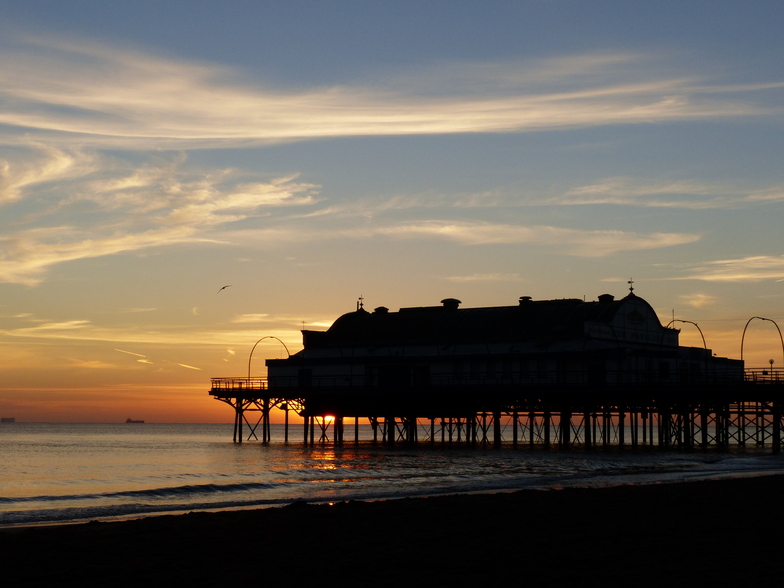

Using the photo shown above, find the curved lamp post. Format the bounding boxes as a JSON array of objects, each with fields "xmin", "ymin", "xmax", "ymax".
[
  {"xmin": 666, "ymin": 319, "xmax": 707, "ymax": 350},
  {"xmin": 741, "ymin": 317, "xmax": 784, "ymax": 366},
  {"xmin": 248, "ymin": 336, "xmax": 291, "ymax": 379},
  {"xmin": 667, "ymin": 319, "xmax": 708, "ymax": 381}
]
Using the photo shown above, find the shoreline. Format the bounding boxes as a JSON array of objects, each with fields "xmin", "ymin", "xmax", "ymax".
[
  {"xmin": 4, "ymin": 466, "xmax": 779, "ymax": 532},
  {"xmin": 2, "ymin": 473, "xmax": 784, "ymax": 585}
]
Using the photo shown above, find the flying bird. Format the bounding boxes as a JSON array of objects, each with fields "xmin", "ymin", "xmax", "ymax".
[{"xmin": 217, "ymin": 285, "xmax": 232, "ymax": 293}]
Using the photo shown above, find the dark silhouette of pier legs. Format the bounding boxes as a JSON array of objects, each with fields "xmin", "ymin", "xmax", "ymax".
[{"xmin": 213, "ymin": 384, "xmax": 784, "ymax": 453}]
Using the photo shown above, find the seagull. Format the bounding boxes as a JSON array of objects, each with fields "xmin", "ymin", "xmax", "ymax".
[{"xmin": 217, "ymin": 285, "xmax": 232, "ymax": 293}]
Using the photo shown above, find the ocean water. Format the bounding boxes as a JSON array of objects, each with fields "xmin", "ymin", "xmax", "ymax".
[{"xmin": 2, "ymin": 422, "xmax": 784, "ymax": 528}]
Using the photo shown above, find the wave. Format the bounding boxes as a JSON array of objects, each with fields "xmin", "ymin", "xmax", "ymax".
[{"xmin": 0, "ymin": 480, "xmax": 288, "ymax": 506}]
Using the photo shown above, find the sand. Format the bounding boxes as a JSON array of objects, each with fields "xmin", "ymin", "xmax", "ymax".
[{"xmin": 2, "ymin": 475, "xmax": 782, "ymax": 586}]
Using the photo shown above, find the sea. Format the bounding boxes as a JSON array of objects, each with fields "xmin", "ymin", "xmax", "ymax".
[{"xmin": 3, "ymin": 422, "xmax": 784, "ymax": 528}]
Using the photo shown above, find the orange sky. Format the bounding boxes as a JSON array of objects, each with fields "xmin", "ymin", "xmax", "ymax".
[{"xmin": 1, "ymin": 3, "xmax": 783, "ymax": 423}]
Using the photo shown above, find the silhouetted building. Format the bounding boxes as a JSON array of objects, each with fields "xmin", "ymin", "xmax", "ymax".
[{"xmin": 266, "ymin": 292, "xmax": 743, "ymax": 393}]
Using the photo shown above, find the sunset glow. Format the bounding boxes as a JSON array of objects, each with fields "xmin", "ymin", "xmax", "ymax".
[{"xmin": 1, "ymin": 2, "xmax": 783, "ymax": 423}]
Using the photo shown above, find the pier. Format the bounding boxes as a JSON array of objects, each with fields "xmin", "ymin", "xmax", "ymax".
[
  {"xmin": 210, "ymin": 368, "xmax": 784, "ymax": 451},
  {"xmin": 210, "ymin": 292, "xmax": 784, "ymax": 451}
]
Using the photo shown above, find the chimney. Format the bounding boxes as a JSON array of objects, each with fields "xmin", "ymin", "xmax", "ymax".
[{"xmin": 441, "ymin": 298, "xmax": 461, "ymax": 310}]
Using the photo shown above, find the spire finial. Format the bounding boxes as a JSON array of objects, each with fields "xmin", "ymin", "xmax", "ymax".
[
  {"xmin": 628, "ymin": 278, "xmax": 634, "ymax": 293},
  {"xmin": 357, "ymin": 295, "xmax": 364, "ymax": 311}
]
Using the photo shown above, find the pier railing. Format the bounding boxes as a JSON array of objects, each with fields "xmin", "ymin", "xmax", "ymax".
[
  {"xmin": 212, "ymin": 368, "xmax": 781, "ymax": 397},
  {"xmin": 745, "ymin": 368, "xmax": 784, "ymax": 383},
  {"xmin": 210, "ymin": 377, "xmax": 267, "ymax": 393}
]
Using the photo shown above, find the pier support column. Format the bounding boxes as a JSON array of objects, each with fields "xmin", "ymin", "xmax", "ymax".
[
  {"xmin": 334, "ymin": 416, "xmax": 344, "ymax": 444},
  {"xmin": 529, "ymin": 411, "xmax": 536, "ymax": 447},
  {"xmin": 234, "ymin": 399, "xmax": 243, "ymax": 444},
  {"xmin": 583, "ymin": 408, "xmax": 592, "ymax": 449},
  {"xmin": 700, "ymin": 405, "xmax": 709, "ymax": 450},
  {"xmin": 544, "ymin": 410, "xmax": 551, "ymax": 447},
  {"xmin": 560, "ymin": 409, "xmax": 571, "ymax": 448},
  {"xmin": 385, "ymin": 417, "xmax": 395, "ymax": 445}
]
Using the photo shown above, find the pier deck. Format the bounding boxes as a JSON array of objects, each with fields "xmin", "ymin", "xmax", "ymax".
[{"xmin": 210, "ymin": 368, "xmax": 784, "ymax": 451}]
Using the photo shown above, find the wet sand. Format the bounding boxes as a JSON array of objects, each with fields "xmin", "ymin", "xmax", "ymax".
[{"xmin": 2, "ymin": 475, "xmax": 782, "ymax": 587}]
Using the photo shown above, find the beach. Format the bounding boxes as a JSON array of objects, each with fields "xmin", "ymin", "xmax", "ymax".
[{"xmin": 2, "ymin": 474, "xmax": 781, "ymax": 586}]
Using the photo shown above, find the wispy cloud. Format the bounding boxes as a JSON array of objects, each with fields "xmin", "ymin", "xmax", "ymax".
[
  {"xmin": 0, "ymin": 312, "xmax": 307, "ymax": 350},
  {"xmin": 231, "ymin": 313, "xmax": 270, "ymax": 324},
  {"xmin": 176, "ymin": 363, "xmax": 201, "ymax": 371},
  {"xmin": 0, "ymin": 144, "xmax": 97, "ymax": 205},
  {"xmin": 442, "ymin": 273, "xmax": 524, "ymax": 283},
  {"xmin": 678, "ymin": 293, "xmax": 718, "ymax": 308},
  {"xmin": 114, "ymin": 348, "xmax": 147, "ymax": 358},
  {"xmin": 0, "ymin": 36, "xmax": 774, "ymax": 286},
  {"xmin": 675, "ymin": 255, "xmax": 784, "ymax": 282},
  {"xmin": 0, "ymin": 37, "xmax": 780, "ymax": 148},
  {"xmin": 11, "ymin": 319, "xmax": 91, "ymax": 332},
  {"xmin": 0, "ymin": 151, "xmax": 319, "ymax": 285},
  {"xmin": 349, "ymin": 221, "xmax": 699, "ymax": 256},
  {"xmin": 553, "ymin": 177, "xmax": 784, "ymax": 209}
]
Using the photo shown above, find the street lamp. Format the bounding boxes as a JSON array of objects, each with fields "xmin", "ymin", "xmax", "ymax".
[
  {"xmin": 740, "ymin": 317, "xmax": 784, "ymax": 366},
  {"xmin": 666, "ymin": 319, "xmax": 707, "ymax": 349},
  {"xmin": 248, "ymin": 336, "xmax": 291, "ymax": 380}
]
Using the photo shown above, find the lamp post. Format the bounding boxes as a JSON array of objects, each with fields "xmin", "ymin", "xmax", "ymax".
[
  {"xmin": 667, "ymin": 319, "xmax": 708, "ymax": 381},
  {"xmin": 741, "ymin": 317, "xmax": 784, "ymax": 367},
  {"xmin": 248, "ymin": 336, "xmax": 291, "ymax": 380},
  {"xmin": 245, "ymin": 336, "xmax": 291, "ymax": 444},
  {"xmin": 666, "ymin": 319, "xmax": 707, "ymax": 349}
]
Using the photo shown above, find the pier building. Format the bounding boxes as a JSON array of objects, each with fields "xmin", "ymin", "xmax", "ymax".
[{"xmin": 210, "ymin": 292, "xmax": 783, "ymax": 451}]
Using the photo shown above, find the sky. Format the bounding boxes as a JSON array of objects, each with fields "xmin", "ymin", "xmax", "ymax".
[{"xmin": 1, "ymin": 1, "xmax": 783, "ymax": 423}]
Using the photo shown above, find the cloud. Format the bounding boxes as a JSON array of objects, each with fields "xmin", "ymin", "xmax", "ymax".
[
  {"xmin": 13, "ymin": 319, "xmax": 91, "ymax": 332},
  {"xmin": 442, "ymin": 273, "xmax": 525, "ymax": 283},
  {"xmin": 176, "ymin": 363, "xmax": 201, "ymax": 371},
  {"xmin": 0, "ymin": 144, "xmax": 97, "ymax": 204},
  {"xmin": 678, "ymin": 293, "xmax": 718, "ymax": 308},
  {"xmin": 231, "ymin": 314, "xmax": 271, "ymax": 324},
  {"xmin": 0, "ymin": 36, "xmax": 773, "ymax": 286},
  {"xmin": 352, "ymin": 220, "xmax": 699, "ymax": 256},
  {"xmin": 676, "ymin": 255, "xmax": 784, "ymax": 282},
  {"xmin": 552, "ymin": 177, "xmax": 784, "ymax": 209},
  {"xmin": 115, "ymin": 348, "xmax": 147, "ymax": 358},
  {"xmin": 0, "ymin": 38, "xmax": 780, "ymax": 148},
  {"xmin": 67, "ymin": 359, "xmax": 121, "ymax": 370},
  {"xmin": 0, "ymin": 151, "xmax": 320, "ymax": 285},
  {"xmin": 0, "ymin": 312, "xmax": 306, "ymax": 350}
]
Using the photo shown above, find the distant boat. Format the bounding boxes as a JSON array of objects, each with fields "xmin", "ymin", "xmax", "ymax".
[
  {"xmin": 125, "ymin": 418, "xmax": 144, "ymax": 424},
  {"xmin": 0, "ymin": 417, "xmax": 15, "ymax": 423}
]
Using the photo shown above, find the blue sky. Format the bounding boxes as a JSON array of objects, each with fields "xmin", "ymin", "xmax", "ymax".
[{"xmin": 1, "ymin": 1, "xmax": 783, "ymax": 421}]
